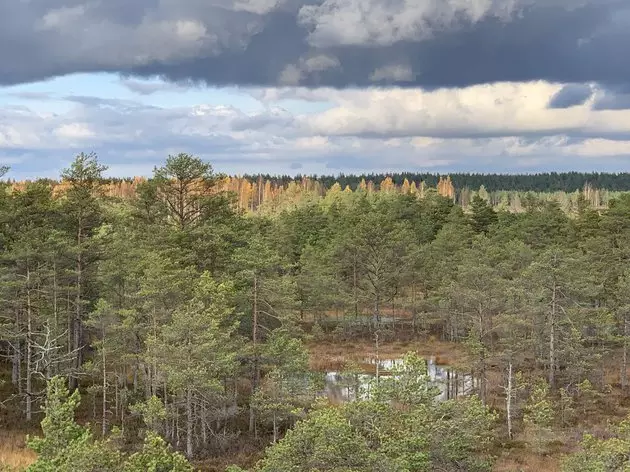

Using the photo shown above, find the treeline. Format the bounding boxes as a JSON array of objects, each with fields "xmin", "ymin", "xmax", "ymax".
[
  {"xmin": 246, "ymin": 171, "xmax": 630, "ymax": 193},
  {"xmin": 9, "ymin": 173, "xmax": 622, "ymax": 215},
  {"xmin": 14, "ymin": 171, "xmax": 630, "ymax": 193},
  {"xmin": 4, "ymin": 154, "xmax": 630, "ymax": 470}
]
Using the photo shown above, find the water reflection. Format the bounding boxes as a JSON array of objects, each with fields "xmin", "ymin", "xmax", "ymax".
[{"xmin": 324, "ymin": 356, "xmax": 473, "ymax": 403}]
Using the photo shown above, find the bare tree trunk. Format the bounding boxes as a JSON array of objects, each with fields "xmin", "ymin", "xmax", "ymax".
[
  {"xmin": 121, "ymin": 387, "xmax": 126, "ymax": 425},
  {"xmin": 478, "ymin": 311, "xmax": 487, "ymax": 405},
  {"xmin": 232, "ymin": 378, "xmax": 238, "ymax": 432},
  {"xmin": 102, "ymin": 324, "xmax": 107, "ymax": 437},
  {"xmin": 375, "ymin": 332, "xmax": 380, "ymax": 388},
  {"xmin": 249, "ymin": 274, "xmax": 259, "ymax": 436},
  {"xmin": 353, "ymin": 254, "xmax": 358, "ymax": 318},
  {"xmin": 506, "ymin": 360, "xmax": 513, "ymax": 440},
  {"xmin": 53, "ymin": 262, "xmax": 58, "ymax": 328},
  {"xmin": 26, "ymin": 266, "xmax": 33, "ymax": 422},
  {"xmin": 67, "ymin": 290, "xmax": 72, "ymax": 362},
  {"xmin": 623, "ymin": 315, "xmax": 629, "ymax": 393},
  {"xmin": 51, "ymin": 262, "xmax": 59, "ymax": 377},
  {"xmin": 453, "ymin": 372, "xmax": 459, "ymax": 398},
  {"xmin": 164, "ymin": 378, "xmax": 170, "ymax": 440},
  {"xmin": 201, "ymin": 403, "xmax": 207, "ymax": 447},
  {"xmin": 70, "ymin": 234, "xmax": 83, "ymax": 391},
  {"xmin": 152, "ymin": 308, "xmax": 158, "ymax": 397},
  {"xmin": 194, "ymin": 400, "xmax": 200, "ymax": 452},
  {"xmin": 92, "ymin": 384, "xmax": 97, "ymax": 420},
  {"xmin": 549, "ymin": 283, "xmax": 557, "ymax": 389},
  {"xmin": 272, "ymin": 412, "xmax": 277, "ymax": 443},
  {"xmin": 373, "ymin": 297, "xmax": 380, "ymax": 331},
  {"xmin": 446, "ymin": 370, "xmax": 451, "ymax": 400},
  {"xmin": 175, "ymin": 406, "xmax": 180, "ymax": 448},
  {"xmin": 186, "ymin": 387, "xmax": 193, "ymax": 458},
  {"xmin": 114, "ymin": 371, "xmax": 119, "ymax": 421},
  {"xmin": 144, "ymin": 364, "xmax": 151, "ymax": 400},
  {"xmin": 392, "ymin": 296, "xmax": 396, "ymax": 330},
  {"xmin": 411, "ymin": 281, "xmax": 417, "ymax": 335},
  {"xmin": 12, "ymin": 340, "xmax": 20, "ymax": 387}
]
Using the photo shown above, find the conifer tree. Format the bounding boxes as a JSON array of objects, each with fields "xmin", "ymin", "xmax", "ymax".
[{"xmin": 60, "ymin": 153, "xmax": 107, "ymax": 390}]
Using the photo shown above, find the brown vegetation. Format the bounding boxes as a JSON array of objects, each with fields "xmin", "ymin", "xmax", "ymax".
[
  {"xmin": 308, "ymin": 338, "xmax": 468, "ymax": 372},
  {"xmin": 0, "ymin": 431, "xmax": 35, "ymax": 470},
  {"xmin": 2, "ymin": 340, "xmax": 630, "ymax": 471},
  {"xmin": 7, "ymin": 174, "xmax": 608, "ymax": 214},
  {"xmin": 308, "ymin": 340, "xmax": 630, "ymax": 472}
]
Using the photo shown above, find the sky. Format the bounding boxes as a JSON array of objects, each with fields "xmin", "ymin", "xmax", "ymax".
[{"xmin": 2, "ymin": 1, "xmax": 630, "ymax": 179}]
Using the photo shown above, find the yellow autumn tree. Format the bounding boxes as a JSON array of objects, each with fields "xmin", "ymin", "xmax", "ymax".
[
  {"xmin": 380, "ymin": 176, "xmax": 395, "ymax": 193},
  {"xmin": 437, "ymin": 176, "xmax": 455, "ymax": 199}
]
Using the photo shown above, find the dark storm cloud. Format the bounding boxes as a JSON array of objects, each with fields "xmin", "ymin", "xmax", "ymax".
[
  {"xmin": 0, "ymin": 0, "xmax": 629, "ymax": 88},
  {"xmin": 548, "ymin": 84, "xmax": 593, "ymax": 108},
  {"xmin": 592, "ymin": 91, "xmax": 630, "ymax": 110}
]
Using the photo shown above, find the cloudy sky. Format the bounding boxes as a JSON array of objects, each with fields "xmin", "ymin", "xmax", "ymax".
[{"xmin": 1, "ymin": 0, "xmax": 630, "ymax": 179}]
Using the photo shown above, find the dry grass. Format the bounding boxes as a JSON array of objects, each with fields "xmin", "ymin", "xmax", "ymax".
[
  {"xmin": 0, "ymin": 431, "xmax": 35, "ymax": 470},
  {"xmin": 309, "ymin": 340, "xmax": 630, "ymax": 472},
  {"xmin": 0, "ymin": 367, "xmax": 37, "ymax": 470},
  {"xmin": 493, "ymin": 453, "xmax": 561, "ymax": 472},
  {"xmin": 195, "ymin": 448, "xmax": 263, "ymax": 472},
  {"xmin": 308, "ymin": 337, "xmax": 468, "ymax": 372},
  {"xmin": 1, "ymin": 345, "xmax": 628, "ymax": 472},
  {"xmin": 490, "ymin": 428, "xmax": 577, "ymax": 472}
]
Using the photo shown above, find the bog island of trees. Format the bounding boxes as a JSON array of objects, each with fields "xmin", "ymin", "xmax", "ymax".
[{"xmin": 3, "ymin": 154, "xmax": 630, "ymax": 471}]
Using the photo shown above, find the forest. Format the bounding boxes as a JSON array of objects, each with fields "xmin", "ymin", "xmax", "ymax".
[
  {"xmin": 3, "ymin": 153, "xmax": 630, "ymax": 471},
  {"xmin": 244, "ymin": 171, "xmax": 630, "ymax": 193}
]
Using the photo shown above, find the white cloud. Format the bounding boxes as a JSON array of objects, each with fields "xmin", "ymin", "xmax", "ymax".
[
  {"xmin": 0, "ymin": 124, "xmax": 39, "ymax": 147},
  {"xmin": 562, "ymin": 139, "xmax": 630, "ymax": 157},
  {"xmin": 54, "ymin": 123, "xmax": 96, "ymax": 140},
  {"xmin": 293, "ymin": 136, "xmax": 335, "ymax": 151},
  {"xmin": 4, "ymin": 79, "xmax": 630, "ymax": 179},
  {"xmin": 303, "ymin": 82, "xmax": 630, "ymax": 139}
]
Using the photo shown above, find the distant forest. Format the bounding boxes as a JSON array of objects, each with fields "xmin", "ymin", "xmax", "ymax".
[
  {"xmin": 243, "ymin": 172, "xmax": 630, "ymax": 192},
  {"xmin": 13, "ymin": 172, "xmax": 630, "ymax": 193}
]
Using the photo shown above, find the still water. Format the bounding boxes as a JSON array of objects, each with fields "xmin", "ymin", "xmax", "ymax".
[{"xmin": 323, "ymin": 357, "xmax": 473, "ymax": 403}]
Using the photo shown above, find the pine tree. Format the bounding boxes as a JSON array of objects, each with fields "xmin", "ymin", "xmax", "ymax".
[
  {"xmin": 60, "ymin": 153, "xmax": 107, "ymax": 390},
  {"xmin": 27, "ymin": 376, "xmax": 122, "ymax": 472},
  {"xmin": 152, "ymin": 153, "xmax": 215, "ymax": 229},
  {"xmin": 150, "ymin": 273, "xmax": 240, "ymax": 458},
  {"xmin": 469, "ymin": 195, "xmax": 497, "ymax": 234},
  {"xmin": 523, "ymin": 379, "xmax": 554, "ymax": 452},
  {"xmin": 232, "ymin": 230, "xmax": 300, "ymax": 435}
]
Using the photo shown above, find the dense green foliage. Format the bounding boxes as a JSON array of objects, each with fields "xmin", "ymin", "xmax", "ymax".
[
  {"xmin": 4, "ymin": 154, "xmax": 630, "ymax": 470},
  {"xmin": 25, "ymin": 377, "xmax": 192, "ymax": 472},
  {"xmin": 214, "ymin": 354, "xmax": 496, "ymax": 472},
  {"xmin": 247, "ymin": 171, "xmax": 630, "ymax": 192},
  {"xmin": 562, "ymin": 416, "xmax": 630, "ymax": 471}
]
